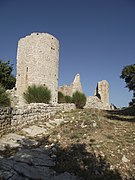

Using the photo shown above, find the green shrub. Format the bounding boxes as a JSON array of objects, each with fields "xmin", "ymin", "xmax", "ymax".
[
  {"xmin": 72, "ymin": 91, "xmax": 86, "ymax": 109},
  {"xmin": 65, "ymin": 95, "xmax": 72, "ymax": 103},
  {"xmin": 58, "ymin": 91, "xmax": 65, "ymax": 103},
  {"xmin": 0, "ymin": 84, "xmax": 10, "ymax": 107},
  {"xmin": 24, "ymin": 85, "xmax": 51, "ymax": 104}
]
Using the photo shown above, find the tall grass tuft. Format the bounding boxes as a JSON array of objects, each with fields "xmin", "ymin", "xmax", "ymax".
[
  {"xmin": 0, "ymin": 84, "xmax": 10, "ymax": 107},
  {"xmin": 24, "ymin": 85, "xmax": 51, "ymax": 104}
]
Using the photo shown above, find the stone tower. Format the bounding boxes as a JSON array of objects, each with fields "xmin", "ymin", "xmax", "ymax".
[
  {"xmin": 95, "ymin": 80, "xmax": 109, "ymax": 108},
  {"xmin": 16, "ymin": 32, "xmax": 59, "ymax": 104}
]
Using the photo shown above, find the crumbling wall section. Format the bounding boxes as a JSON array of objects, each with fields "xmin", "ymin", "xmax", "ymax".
[
  {"xmin": 95, "ymin": 80, "xmax": 110, "ymax": 108},
  {"xmin": 0, "ymin": 103, "xmax": 76, "ymax": 137},
  {"xmin": 85, "ymin": 96, "xmax": 110, "ymax": 110},
  {"xmin": 59, "ymin": 74, "xmax": 83, "ymax": 96},
  {"xmin": 85, "ymin": 80, "xmax": 110, "ymax": 110}
]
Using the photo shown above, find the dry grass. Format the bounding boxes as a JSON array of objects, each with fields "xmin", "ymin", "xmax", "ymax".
[{"xmin": 48, "ymin": 108, "xmax": 135, "ymax": 179}]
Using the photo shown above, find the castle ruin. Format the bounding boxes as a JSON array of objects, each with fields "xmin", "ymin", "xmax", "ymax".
[
  {"xmin": 16, "ymin": 33, "xmax": 59, "ymax": 104},
  {"xmin": 14, "ymin": 32, "xmax": 111, "ymax": 109},
  {"xmin": 59, "ymin": 74, "xmax": 110, "ymax": 110}
]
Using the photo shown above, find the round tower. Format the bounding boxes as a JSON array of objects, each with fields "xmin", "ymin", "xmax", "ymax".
[{"xmin": 16, "ymin": 32, "xmax": 59, "ymax": 104}]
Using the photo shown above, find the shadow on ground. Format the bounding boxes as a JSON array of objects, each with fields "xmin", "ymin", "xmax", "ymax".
[
  {"xmin": 106, "ymin": 112, "xmax": 135, "ymax": 122},
  {"xmin": 110, "ymin": 105, "xmax": 135, "ymax": 116},
  {"xmin": 106, "ymin": 105, "xmax": 135, "ymax": 122},
  {"xmin": 0, "ymin": 135, "xmax": 122, "ymax": 180},
  {"xmin": 52, "ymin": 143, "xmax": 122, "ymax": 180}
]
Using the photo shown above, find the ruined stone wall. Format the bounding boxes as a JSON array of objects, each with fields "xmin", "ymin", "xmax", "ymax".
[
  {"xmin": 71, "ymin": 74, "xmax": 83, "ymax": 94},
  {"xmin": 59, "ymin": 76, "xmax": 111, "ymax": 110},
  {"xmin": 16, "ymin": 33, "xmax": 59, "ymax": 104},
  {"xmin": 0, "ymin": 103, "xmax": 76, "ymax": 137},
  {"xmin": 85, "ymin": 96, "xmax": 110, "ymax": 110},
  {"xmin": 85, "ymin": 80, "xmax": 110, "ymax": 110},
  {"xmin": 95, "ymin": 80, "xmax": 109, "ymax": 108},
  {"xmin": 0, "ymin": 108, "xmax": 12, "ymax": 137},
  {"xmin": 59, "ymin": 74, "xmax": 83, "ymax": 96},
  {"xmin": 59, "ymin": 85, "xmax": 72, "ymax": 96}
]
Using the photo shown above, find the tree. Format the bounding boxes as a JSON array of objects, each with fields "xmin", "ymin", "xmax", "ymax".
[
  {"xmin": 0, "ymin": 84, "xmax": 10, "ymax": 107},
  {"xmin": 0, "ymin": 60, "xmax": 16, "ymax": 89},
  {"xmin": 120, "ymin": 64, "xmax": 135, "ymax": 105},
  {"xmin": 72, "ymin": 91, "xmax": 86, "ymax": 109}
]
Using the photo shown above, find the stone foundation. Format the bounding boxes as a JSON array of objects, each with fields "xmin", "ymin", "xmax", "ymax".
[
  {"xmin": 85, "ymin": 96, "xmax": 110, "ymax": 110},
  {"xmin": 0, "ymin": 103, "xmax": 76, "ymax": 137}
]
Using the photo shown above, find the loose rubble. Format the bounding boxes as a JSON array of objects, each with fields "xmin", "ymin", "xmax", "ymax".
[{"xmin": 0, "ymin": 114, "xmax": 81, "ymax": 179}]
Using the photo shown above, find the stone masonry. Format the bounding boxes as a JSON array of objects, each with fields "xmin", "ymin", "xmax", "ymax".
[
  {"xmin": 59, "ymin": 73, "xmax": 110, "ymax": 110},
  {"xmin": 85, "ymin": 80, "xmax": 110, "ymax": 110},
  {"xmin": 0, "ymin": 103, "xmax": 75, "ymax": 137},
  {"xmin": 16, "ymin": 33, "xmax": 59, "ymax": 104},
  {"xmin": 95, "ymin": 80, "xmax": 110, "ymax": 108},
  {"xmin": 59, "ymin": 73, "xmax": 83, "ymax": 96},
  {"xmin": 9, "ymin": 32, "xmax": 111, "ymax": 110},
  {"xmin": 72, "ymin": 74, "xmax": 83, "ymax": 94}
]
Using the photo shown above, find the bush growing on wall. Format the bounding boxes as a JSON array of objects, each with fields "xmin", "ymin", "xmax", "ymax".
[
  {"xmin": 72, "ymin": 91, "xmax": 86, "ymax": 109},
  {"xmin": 24, "ymin": 85, "xmax": 51, "ymax": 104},
  {"xmin": 0, "ymin": 84, "xmax": 10, "ymax": 107}
]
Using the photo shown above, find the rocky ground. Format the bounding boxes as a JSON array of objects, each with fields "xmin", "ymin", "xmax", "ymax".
[{"xmin": 0, "ymin": 107, "xmax": 135, "ymax": 179}]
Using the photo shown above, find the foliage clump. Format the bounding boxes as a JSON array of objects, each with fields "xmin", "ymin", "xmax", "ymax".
[
  {"xmin": 24, "ymin": 85, "xmax": 51, "ymax": 104},
  {"xmin": 65, "ymin": 95, "xmax": 72, "ymax": 103},
  {"xmin": 0, "ymin": 84, "xmax": 10, "ymax": 107},
  {"xmin": 0, "ymin": 60, "xmax": 15, "ymax": 90},
  {"xmin": 58, "ymin": 91, "xmax": 86, "ymax": 108},
  {"xmin": 72, "ymin": 91, "xmax": 86, "ymax": 109}
]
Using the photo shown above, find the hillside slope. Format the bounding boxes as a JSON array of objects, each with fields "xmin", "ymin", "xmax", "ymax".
[
  {"xmin": 47, "ymin": 108, "xmax": 135, "ymax": 179},
  {"xmin": 0, "ymin": 107, "xmax": 134, "ymax": 179}
]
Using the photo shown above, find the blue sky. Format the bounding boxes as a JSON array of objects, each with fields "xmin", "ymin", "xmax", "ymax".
[{"xmin": 0, "ymin": 0, "xmax": 135, "ymax": 107}]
